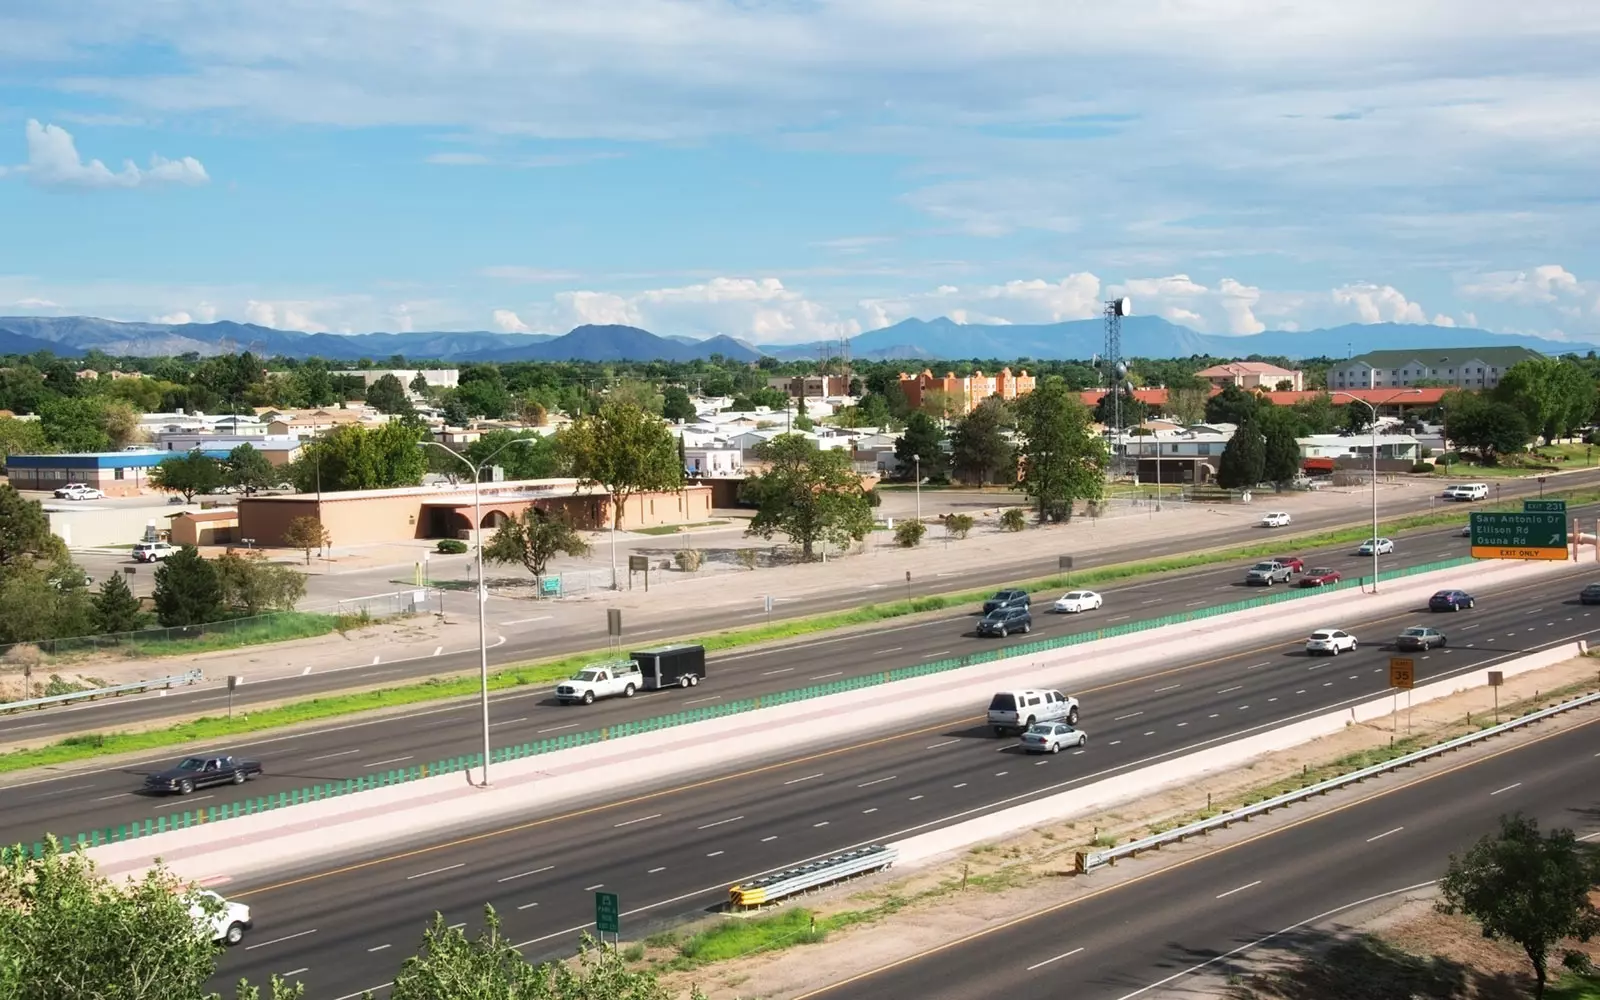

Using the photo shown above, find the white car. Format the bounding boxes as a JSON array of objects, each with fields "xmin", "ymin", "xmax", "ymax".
[
  {"xmin": 186, "ymin": 889, "xmax": 252, "ymax": 946},
  {"xmin": 1305, "ymin": 628, "xmax": 1358, "ymax": 656},
  {"xmin": 1260, "ymin": 511, "xmax": 1291, "ymax": 527},
  {"xmin": 132, "ymin": 541, "xmax": 176, "ymax": 563},
  {"xmin": 61, "ymin": 486, "xmax": 105, "ymax": 500},
  {"xmin": 1018, "ymin": 722, "xmax": 1088, "ymax": 754},
  {"xmin": 53, "ymin": 482, "xmax": 90, "ymax": 497},
  {"xmin": 1052, "ymin": 590, "xmax": 1103, "ymax": 613},
  {"xmin": 1358, "ymin": 537, "xmax": 1395, "ymax": 556}
]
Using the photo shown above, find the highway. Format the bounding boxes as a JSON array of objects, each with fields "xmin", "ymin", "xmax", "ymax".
[
  {"xmin": 201, "ymin": 571, "xmax": 1600, "ymax": 999},
  {"xmin": 0, "ymin": 515, "xmax": 1525, "ymax": 844},
  {"xmin": 11, "ymin": 476, "xmax": 1588, "ymax": 739},
  {"xmin": 799, "ymin": 704, "xmax": 1600, "ymax": 1000}
]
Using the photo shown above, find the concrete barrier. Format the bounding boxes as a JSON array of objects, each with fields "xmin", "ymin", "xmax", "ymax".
[{"xmin": 81, "ymin": 555, "xmax": 1584, "ymax": 885}]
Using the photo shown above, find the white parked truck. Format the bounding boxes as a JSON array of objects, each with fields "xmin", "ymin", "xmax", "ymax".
[
  {"xmin": 187, "ymin": 889, "xmax": 252, "ymax": 946},
  {"xmin": 555, "ymin": 645, "xmax": 707, "ymax": 705}
]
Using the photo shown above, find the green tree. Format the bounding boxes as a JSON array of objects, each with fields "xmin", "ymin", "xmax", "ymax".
[
  {"xmin": 465, "ymin": 430, "xmax": 561, "ymax": 482},
  {"xmin": 894, "ymin": 519, "xmax": 927, "ymax": 547},
  {"xmin": 214, "ymin": 553, "xmax": 307, "ymax": 616},
  {"xmin": 483, "ymin": 508, "xmax": 591, "ymax": 586},
  {"xmin": 1260, "ymin": 412, "xmax": 1302, "ymax": 485},
  {"xmin": 560, "ymin": 400, "xmax": 682, "ymax": 585},
  {"xmin": 0, "ymin": 415, "xmax": 50, "ymax": 471},
  {"xmin": 91, "ymin": 572, "xmax": 144, "ymax": 634},
  {"xmin": 1291, "ymin": 392, "xmax": 1339, "ymax": 434},
  {"xmin": 1216, "ymin": 419, "xmax": 1266, "ymax": 489},
  {"xmin": 1444, "ymin": 394, "xmax": 1532, "ymax": 464},
  {"xmin": 455, "ymin": 365, "xmax": 512, "ymax": 419},
  {"xmin": 408, "ymin": 371, "xmax": 431, "ymax": 396},
  {"xmin": 151, "ymin": 449, "xmax": 225, "ymax": 502},
  {"xmin": 662, "ymin": 385, "xmax": 697, "ymax": 422},
  {"xmin": 742, "ymin": 433, "xmax": 875, "ymax": 560},
  {"xmin": 942, "ymin": 513, "xmax": 975, "ymax": 539},
  {"xmin": 1438, "ymin": 812, "xmax": 1600, "ymax": 999},
  {"xmin": 1497, "ymin": 358, "xmax": 1594, "ymax": 444},
  {"xmin": 0, "ymin": 485, "xmax": 63, "ymax": 570},
  {"xmin": 1013, "ymin": 378, "xmax": 1106, "ymax": 523},
  {"xmin": 0, "ymin": 564, "xmax": 94, "ymax": 645},
  {"xmin": 38, "ymin": 395, "xmax": 111, "ymax": 452},
  {"xmin": 894, "ymin": 412, "xmax": 946, "ymax": 481},
  {"xmin": 1342, "ymin": 399, "xmax": 1373, "ymax": 434},
  {"xmin": 282, "ymin": 517, "xmax": 331, "ymax": 565},
  {"xmin": 949, "ymin": 398, "xmax": 1015, "ymax": 486},
  {"xmin": 364, "ymin": 373, "xmax": 412, "ymax": 415},
  {"xmin": 287, "ymin": 422, "xmax": 428, "ymax": 493},
  {"xmin": 608, "ymin": 379, "xmax": 665, "ymax": 415},
  {"xmin": 224, "ymin": 443, "xmax": 274, "ymax": 495},
  {"xmin": 1093, "ymin": 387, "xmax": 1147, "ymax": 429},
  {"xmin": 1164, "ymin": 378, "xmax": 1210, "ymax": 426},
  {"xmin": 1203, "ymin": 384, "xmax": 1259, "ymax": 426},
  {"xmin": 793, "ymin": 411, "xmax": 815, "ymax": 430},
  {"xmin": 152, "ymin": 545, "xmax": 223, "ymax": 626}
]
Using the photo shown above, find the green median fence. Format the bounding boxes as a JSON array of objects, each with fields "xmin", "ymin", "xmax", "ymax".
[{"xmin": 2, "ymin": 556, "xmax": 1473, "ymax": 862}]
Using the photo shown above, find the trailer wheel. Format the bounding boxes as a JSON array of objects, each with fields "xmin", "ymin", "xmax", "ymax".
[
  {"xmin": 689, "ymin": 675, "xmax": 699, "ymax": 686},
  {"xmin": 679, "ymin": 676, "xmax": 692, "ymax": 689}
]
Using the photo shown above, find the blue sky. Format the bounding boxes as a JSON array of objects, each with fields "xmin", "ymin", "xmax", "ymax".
[{"xmin": 2, "ymin": 1, "xmax": 1599, "ymax": 345}]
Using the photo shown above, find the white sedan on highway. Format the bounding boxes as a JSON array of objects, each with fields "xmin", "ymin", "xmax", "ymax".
[
  {"xmin": 1260, "ymin": 511, "xmax": 1292, "ymax": 527},
  {"xmin": 1018, "ymin": 722, "xmax": 1088, "ymax": 754},
  {"xmin": 1358, "ymin": 537, "xmax": 1395, "ymax": 556},
  {"xmin": 1305, "ymin": 628, "xmax": 1359, "ymax": 656},
  {"xmin": 1052, "ymin": 590, "xmax": 1104, "ymax": 614},
  {"xmin": 60, "ymin": 486, "xmax": 105, "ymax": 500}
]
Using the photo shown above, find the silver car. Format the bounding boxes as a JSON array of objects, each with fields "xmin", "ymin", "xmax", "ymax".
[{"xmin": 1018, "ymin": 722, "xmax": 1088, "ymax": 754}]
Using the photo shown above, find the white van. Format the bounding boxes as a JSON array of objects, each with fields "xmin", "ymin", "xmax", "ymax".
[
  {"xmin": 1443, "ymin": 483, "xmax": 1488, "ymax": 501},
  {"xmin": 986, "ymin": 689, "xmax": 1080, "ymax": 736}
]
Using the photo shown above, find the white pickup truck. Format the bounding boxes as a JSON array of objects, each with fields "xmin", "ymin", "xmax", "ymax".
[
  {"xmin": 187, "ymin": 889, "xmax": 252, "ymax": 946},
  {"xmin": 556, "ymin": 663, "xmax": 644, "ymax": 704}
]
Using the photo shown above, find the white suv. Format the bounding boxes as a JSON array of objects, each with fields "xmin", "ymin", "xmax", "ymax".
[
  {"xmin": 187, "ymin": 889, "xmax": 252, "ymax": 946},
  {"xmin": 1305, "ymin": 628, "xmax": 1358, "ymax": 656},
  {"xmin": 1443, "ymin": 483, "xmax": 1488, "ymax": 501},
  {"xmin": 987, "ymin": 689, "xmax": 1079, "ymax": 736},
  {"xmin": 133, "ymin": 541, "xmax": 176, "ymax": 563}
]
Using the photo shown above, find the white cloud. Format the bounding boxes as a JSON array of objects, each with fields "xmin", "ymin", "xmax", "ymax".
[
  {"xmin": 1330, "ymin": 282, "xmax": 1428, "ymax": 324},
  {"xmin": 537, "ymin": 277, "xmax": 859, "ymax": 343},
  {"xmin": 1459, "ymin": 264, "xmax": 1583, "ymax": 304},
  {"xmin": 244, "ymin": 299, "xmax": 324, "ymax": 333},
  {"xmin": 1107, "ymin": 274, "xmax": 1267, "ymax": 335},
  {"xmin": 492, "ymin": 308, "xmax": 531, "ymax": 333},
  {"xmin": 861, "ymin": 274, "xmax": 1101, "ymax": 329},
  {"xmin": 12, "ymin": 296, "xmax": 60, "ymax": 309},
  {"xmin": 3, "ymin": 120, "xmax": 208, "ymax": 190}
]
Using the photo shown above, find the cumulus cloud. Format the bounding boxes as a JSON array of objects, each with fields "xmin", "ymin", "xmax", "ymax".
[
  {"xmin": 492, "ymin": 308, "xmax": 531, "ymax": 333},
  {"xmin": 244, "ymin": 299, "xmax": 324, "ymax": 332},
  {"xmin": 3, "ymin": 120, "xmax": 208, "ymax": 190},
  {"xmin": 1330, "ymin": 282, "xmax": 1428, "ymax": 324},
  {"xmin": 1459, "ymin": 264, "xmax": 1584, "ymax": 304},
  {"xmin": 544, "ymin": 277, "xmax": 860, "ymax": 343}
]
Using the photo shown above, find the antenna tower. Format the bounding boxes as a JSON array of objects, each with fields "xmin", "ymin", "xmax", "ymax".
[{"xmin": 1103, "ymin": 297, "xmax": 1132, "ymax": 477}]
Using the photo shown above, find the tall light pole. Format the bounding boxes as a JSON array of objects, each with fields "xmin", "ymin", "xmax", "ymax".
[
  {"xmin": 419, "ymin": 436, "xmax": 534, "ymax": 788},
  {"xmin": 913, "ymin": 453, "xmax": 922, "ymax": 524},
  {"xmin": 1332, "ymin": 389, "xmax": 1421, "ymax": 593}
]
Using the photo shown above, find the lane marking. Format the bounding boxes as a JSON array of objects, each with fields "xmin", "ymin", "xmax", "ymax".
[
  {"xmin": 876, "ymin": 647, "xmax": 904, "ymax": 655},
  {"xmin": 1026, "ymin": 946, "xmax": 1085, "ymax": 971},
  {"xmin": 812, "ymin": 671, "xmax": 844, "ymax": 680},
  {"xmin": 154, "ymin": 794, "xmax": 213, "ymax": 810},
  {"xmin": 926, "ymin": 739, "xmax": 959, "ymax": 750},
  {"xmin": 368, "ymin": 944, "xmax": 390, "ymax": 953},
  {"xmin": 613, "ymin": 813, "xmax": 662, "ymax": 828},
  {"xmin": 489, "ymin": 717, "xmax": 529, "ymax": 727},
  {"xmin": 518, "ymin": 902, "xmax": 539, "ymax": 910},
  {"xmin": 245, "ymin": 929, "xmax": 317, "ymax": 950},
  {"xmin": 365, "ymin": 756, "xmax": 414, "ymax": 767},
  {"xmin": 501, "ymin": 616, "xmax": 553, "ymax": 626},
  {"xmin": 924, "ymin": 650, "xmax": 952, "ymax": 658},
  {"xmin": 583, "ymin": 883, "xmax": 604, "ymax": 891},
  {"xmin": 307, "ymin": 749, "xmax": 361, "ymax": 762},
  {"xmin": 432, "ymin": 647, "xmax": 442, "ymax": 657},
  {"xmin": 406, "ymin": 864, "xmax": 464, "ymax": 880},
  {"xmin": 858, "ymin": 775, "xmax": 897, "ymax": 788},
  {"xmin": 697, "ymin": 815, "xmax": 745, "ymax": 830},
  {"xmin": 814, "ymin": 821, "xmax": 830, "ymax": 827},
  {"xmin": 1216, "ymin": 879, "xmax": 1262, "ymax": 899},
  {"xmin": 648, "ymin": 866, "xmax": 667, "ymax": 873},
  {"xmin": 707, "ymin": 850, "xmax": 725, "ymax": 857},
  {"xmin": 761, "ymin": 835, "xmax": 778, "ymax": 842},
  {"xmin": 497, "ymin": 866, "xmax": 554, "ymax": 883},
  {"xmin": 1217, "ymin": 686, "xmax": 1242, "ymax": 695},
  {"xmin": 763, "ymin": 668, "xmax": 795, "ymax": 676},
  {"xmin": 685, "ymin": 695, "xmax": 723, "ymax": 705},
  {"xmin": 283, "ymin": 968, "xmax": 309, "ymax": 978},
  {"xmin": 863, "ymin": 807, "xmax": 878, "ymax": 814},
  {"xmin": 1114, "ymin": 712, "xmax": 1143, "ymax": 721},
  {"xmin": 1107, "ymin": 615, "xmax": 1130, "ymax": 622},
  {"xmin": 1366, "ymin": 827, "xmax": 1404, "ymax": 843},
  {"xmin": 1490, "ymin": 782, "xmax": 1522, "ymax": 796},
  {"xmin": 371, "ymin": 656, "xmax": 380, "ymax": 665},
  {"xmin": 784, "ymin": 773, "xmax": 824, "ymax": 786},
  {"xmin": 536, "ymin": 723, "xmax": 578, "ymax": 734},
  {"xmin": 1154, "ymin": 684, "xmax": 1181, "ymax": 693}
]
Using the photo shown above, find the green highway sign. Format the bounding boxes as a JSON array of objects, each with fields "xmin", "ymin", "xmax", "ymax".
[
  {"xmin": 1523, "ymin": 499, "xmax": 1567, "ymax": 513},
  {"xmin": 595, "ymin": 891, "xmax": 620, "ymax": 934},
  {"xmin": 1470, "ymin": 511, "xmax": 1568, "ymax": 561}
]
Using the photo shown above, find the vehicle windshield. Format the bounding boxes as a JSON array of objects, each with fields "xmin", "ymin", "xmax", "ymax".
[
  {"xmin": 1401, "ymin": 628, "xmax": 1427, "ymax": 637},
  {"xmin": 988, "ymin": 694, "xmax": 1017, "ymax": 711},
  {"xmin": 1025, "ymin": 723, "xmax": 1053, "ymax": 735},
  {"xmin": 573, "ymin": 669, "xmax": 606, "ymax": 682},
  {"xmin": 176, "ymin": 758, "xmax": 205, "ymax": 771},
  {"xmin": 1309, "ymin": 631, "xmax": 1333, "ymax": 640},
  {"xmin": 1251, "ymin": 563, "xmax": 1275, "ymax": 571},
  {"xmin": 1308, "ymin": 568, "xmax": 1332, "ymax": 576},
  {"xmin": 1063, "ymin": 592, "xmax": 1088, "ymax": 600}
]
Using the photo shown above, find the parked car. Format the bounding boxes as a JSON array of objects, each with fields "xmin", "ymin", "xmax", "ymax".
[
  {"xmin": 1395, "ymin": 626, "xmax": 1446, "ymax": 651},
  {"xmin": 132, "ymin": 541, "xmax": 176, "ymax": 563},
  {"xmin": 1305, "ymin": 628, "xmax": 1358, "ymax": 656},
  {"xmin": 53, "ymin": 482, "xmax": 90, "ymax": 497},
  {"xmin": 1260, "ymin": 511, "xmax": 1292, "ymax": 527},
  {"xmin": 1580, "ymin": 583, "xmax": 1600, "ymax": 606},
  {"xmin": 1052, "ymin": 590, "xmax": 1103, "ymax": 613},
  {"xmin": 61, "ymin": 486, "xmax": 104, "ymax": 500},
  {"xmin": 187, "ymin": 890, "xmax": 253, "ymax": 946},
  {"xmin": 1299, "ymin": 567, "xmax": 1341, "ymax": 588},
  {"xmin": 1018, "ymin": 722, "xmax": 1088, "ymax": 755},
  {"xmin": 1272, "ymin": 556, "xmax": 1305, "ymax": 574},
  {"xmin": 143, "ymin": 755, "xmax": 263, "ymax": 795},
  {"xmin": 987, "ymin": 689, "xmax": 1079, "ymax": 736},
  {"xmin": 983, "ymin": 589, "xmax": 1032, "ymax": 614},
  {"xmin": 1428, "ymin": 589, "xmax": 1475, "ymax": 612},
  {"xmin": 976, "ymin": 606, "xmax": 1033, "ymax": 637},
  {"xmin": 1245, "ymin": 560, "xmax": 1293, "ymax": 586},
  {"xmin": 1357, "ymin": 537, "xmax": 1395, "ymax": 556}
]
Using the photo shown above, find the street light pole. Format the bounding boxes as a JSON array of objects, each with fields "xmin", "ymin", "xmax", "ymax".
[
  {"xmin": 913, "ymin": 453, "xmax": 921, "ymax": 524},
  {"xmin": 420, "ymin": 437, "xmax": 534, "ymax": 788},
  {"xmin": 1333, "ymin": 389, "xmax": 1420, "ymax": 594}
]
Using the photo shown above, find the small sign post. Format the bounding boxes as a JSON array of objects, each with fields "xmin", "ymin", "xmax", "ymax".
[
  {"xmin": 595, "ymin": 890, "xmax": 620, "ymax": 946},
  {"xmin": 764, "ymin": 594, "xmax": 774, "ymax": 624},
  {"xmin": 226, "ymin": 675, "xmax": 242, "ymax": 720},
  {"xmin": 627, "ymin": 554, "xmax": 649, "ymax": 592},
  {"xmin": 1488, "ymin": 669, "xmax": 1504, "ymax": 723},
  {"xmin": 1388, "ymin": 657, "xmax": 1414, "ymax": 733}
]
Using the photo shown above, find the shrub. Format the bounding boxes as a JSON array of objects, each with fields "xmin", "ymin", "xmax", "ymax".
[
  {"xmin": 999, "ymin": 507, "xmax": 1026, "ymax": 532},
  {"xmin": 674, "ymin": 549, "xmax": 704, "ymax": 572},
  {"xmin": 894, "ymin": 520, "xmax": 927, "ymax": 547},
  {"xmin": 943, "ymin": 513, "xmax": 975, "ymax": 540},
  {"xmin": 1410, "ymin": 461, "xmax": 1435, "ymax": 473},
  {"xmin": 864, "ymin": 487, "xmax": 882, "ymax": 508},
  {"xmin": 436, "ymin": 539, "xmax": 468, "ymax": 554},
  {"xmin": 735, "ymin": 548, "xmax": 758, "ymax": 571}
]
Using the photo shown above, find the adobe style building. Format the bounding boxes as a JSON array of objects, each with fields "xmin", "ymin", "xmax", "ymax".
[
  {"xmin": 898, "ymin": 368, "xmax": 1037, "ymax": 415},
  {"xmin": 768, "ymin": 374, "xmax": 849, "ymax": 398},
  {"xmin": 1196, "ymin": 361, "xmax": 1304, "ymax": 392}
]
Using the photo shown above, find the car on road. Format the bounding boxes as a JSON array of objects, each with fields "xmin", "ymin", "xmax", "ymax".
[
  {"xmin": 1357, "ymin": 537, "xmax": 1395, "ymax": 556},
  {"xmin": 983, "ymin": 589, "xmax": 1031, "ymax": 614},
  {"xmin": 1245, "ymin": 560, "xmax": 1293, "ymax": 586},
  {"xmin": 1582, "ymin": 583, "xmax": 1600, "ymax": 606},
  {"xmin": 1305, "ymin": 628, "xmax": 1358, "ymax": 656},
  {"xmin": 53, "ymin": 482, "xmax": 90, "ymax": 497},
  {"xmin": 143, "ymin": 754, "xmax": 263, "ymax": 795},
  {"xmin": 987, "ymin": 688, "xmax": 1079, "ymax": 736},
  {"xmin": 59, "ymin": 485, "xmax": 105, "ymax": 500},
  {"xmin": 1272, "ymin": 556, "xmax": 1306, "ymax": 574},
  {"xmin": 1260, "ymin": 511, "xmax": 1292, "ymax": 527},
  {"xmin": 1458, "ymin": 524, "xmax": 1472, "ymax": 537},
  {"xmin": 1052, "ymin": 590, "xmax": 1103, "ymax": 613},
  {"xmin": 1299, "ymin": 566, "xmax": 1341, "ymax": 588},
  {"xmin": 187, "ymin": 889, "xmax": 253, "ymax": 946},
  {"xmin": 1428, "ymin": 589, "xmax": 1475, "ymax": 612},
  {"xmin": 132, "ymin": 541, "xmax": 176, "ymax": 563},
  {"xmin": 1395, "ymin": 626, "xmax": 1446, "ymax": 651},
  {"xmin": 1018, "ymin": 722, "xmax": 1088, "ymax": 754},
  {"xmin": 1442, "ymin": 482, "xmax": 1489, "ymax": 501},
  {"xmin": 976, "ymin": 606, "xmax": 1033, "ymax": 637}
]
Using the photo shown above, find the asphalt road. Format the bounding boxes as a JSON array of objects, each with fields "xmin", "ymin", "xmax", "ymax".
[
  {"xmin": 19, "ymin": 472, "xmax": 1593, "ymax": 737},
  {"xmin": 202, "ymin": 575, "xmax": 1600, "ymax": 999},
  {"xmin": 802, "ymin": 707, "xmax": 1600, "ymax": 1000},
  {"xmin": 0, "ymin": 513, "xmax": 1537, "ymax": 844}
]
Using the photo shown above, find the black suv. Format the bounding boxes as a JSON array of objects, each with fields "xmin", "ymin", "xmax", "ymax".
[
  {"xmin": 1581, "ymin": 583, "xmax": 1600, "ymax": 606},
  {"xmin": 983, "ymin": 589, "xmax": 1031, "ymax": 614},
  {"xmin": 976, "ymin": 606, "xmax": 1033, "ymax": 637}
]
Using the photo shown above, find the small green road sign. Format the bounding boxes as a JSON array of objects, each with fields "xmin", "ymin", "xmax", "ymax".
[
  {"xmin": 1470, "ymin": 510, "xmax": 1568, "ymax": 560},
  {"xmin": 595, "ymin": 891, "xmax": 620, "ymax": 934},
  {"xmin": 1523, "ymin": 499, "xmax": 1568, "ymax": 513}
]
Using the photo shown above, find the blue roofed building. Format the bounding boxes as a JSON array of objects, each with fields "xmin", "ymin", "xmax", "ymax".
[{"xmin": 5, "ymin": 449, "xmax": 232, "ymax": 497}]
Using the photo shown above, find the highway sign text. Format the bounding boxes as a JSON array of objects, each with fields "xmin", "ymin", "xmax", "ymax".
[
  {"xmin": 1470, "ymin": 511, "xmax": 1567, "ymax": 560},
  {"xmin": 1388, "ymin": 657, "xmax": 1414, "ymax": 690},
  {"xmin": 595, "ymin": 891, "xmax": 619, "ymax": 934}
]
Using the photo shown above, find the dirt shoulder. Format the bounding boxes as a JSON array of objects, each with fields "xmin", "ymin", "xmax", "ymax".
[{"xmin": 646, "ymin": 655, "xmax": 1600, "ymax": 1000}]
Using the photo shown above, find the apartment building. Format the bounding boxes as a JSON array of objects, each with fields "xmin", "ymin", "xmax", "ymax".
[
  {"xmin": 768, "ymin": 374, "xmax": 850, "ymax": 398},
  {"xmin": 1327, "ymin": 347, "xmax": 1541, "ymax": 392},
  {"xmin": 898, "ymin": 367, "xmax": 1037, "ymax": 415}
]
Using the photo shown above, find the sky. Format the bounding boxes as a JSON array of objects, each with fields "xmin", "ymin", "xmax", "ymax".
[{"xmin": 2, "ymin": 1, "xmax": 1599, "ymax": 346}]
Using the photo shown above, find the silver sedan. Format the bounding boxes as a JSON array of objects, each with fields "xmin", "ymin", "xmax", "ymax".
[{"xmin": 1018, "ymin": 722, "xmax": 1088, "ymax": 754}]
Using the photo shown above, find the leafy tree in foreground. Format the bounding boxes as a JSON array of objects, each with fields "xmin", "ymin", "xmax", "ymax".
[
  {"xmin": 214, "ymin": 553, "xmax": 308, "ymax": 616},
  {"xmin": 91, "ymin": 571, "xmax": 144, "ymax": 634},
  {"xmin": 1013, "ymin": 378, "xmax": 1105, "ymax": 522},
  {"xmin": 484, "ymin": 508, "xmax": 591, "ymax": 587},
  {"xmin": 282, "ymin": 516, "xmax": 332, "ymax": 565},
  {"xmin": 152, "ymin": 545, "xmax": 223, "ymax": 627},
  {"xmin": 560, "ymin": 399, "xmax": 682, "ymax": 585},
  {"xmin": 364, "ymin": 372, "xmax": 412, "ymax": 415},
  {"xmin": 1438, "ymin": 812, "xmax": 1600, "ymax": 999},
  {"xmin": 743, "ymin": 433, "xmax": 874, "ymax": 560},
  {"xmin": 1261, "ymin": 413, "xmax": 1301, "ymax": 486},
  {"xmin": 1444, "ymin": 394, "xmax": 1531, "ymax": 464},
  {"xmin": 1216, "ymin": 418, "xmax": 1265, "ymax": 489},
  {"xmin": 152, "ymin": 449, "xmax": 225, "ymax": 502},
  {"xmin": 0, "ymin": 484, "xmax": 64, "ymax": 569},
  {"xmin": 949, "ymin": 398, "xmax": 1015, "ymax": 486},
  {"xmin": 894, "ymin": 411, "xmax": 946, "ymax": 481},
  {"xmin": 288, "ymin": 421, "xmax": 428, "ymax": 493},
  {"xmin": 1203, "ymin": 383, "xmax": 1258, "ymax": 426},
  {"xmin": 224, "ymin": 443, "xmax": 275, "ymax": 495}
]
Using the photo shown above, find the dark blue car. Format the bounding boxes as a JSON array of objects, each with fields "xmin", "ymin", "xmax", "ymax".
[{"xmin": 1428, "ymin": 589, "xmax": 1475, "ymax": 612}]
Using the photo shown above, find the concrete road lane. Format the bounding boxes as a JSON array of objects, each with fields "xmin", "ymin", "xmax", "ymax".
[
  {"xmin": 201, "ymin": 581, "xmax": 1600, "ymax": 998},
  {"xmin": 0, "ymin": 521, "xmax": 1530, "ymax": 843},
  {"xmin": 800, "ymin": 707, "xmax": 1600, "ymax": 1000}
]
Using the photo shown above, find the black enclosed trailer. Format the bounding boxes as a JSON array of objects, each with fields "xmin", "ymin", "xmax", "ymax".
[{"xmin": 630, "ymin": 644, "xmax": 707, "ymax": 690}]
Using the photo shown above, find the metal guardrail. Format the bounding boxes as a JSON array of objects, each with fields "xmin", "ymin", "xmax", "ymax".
[
  {"xmin": 5, "ymin": 555, "xmax": 1477, "ymax": 860},
  {"xmin": 0, "ymin": 669, "xmax": 204, "ymax": 714},
  {"xmin": 1080, "ymin": 689, "xmax": 1600, "ymax": 872},
  {"xmin": 729, "ymin": 845, "xmax": 896, "ymax": 908}
]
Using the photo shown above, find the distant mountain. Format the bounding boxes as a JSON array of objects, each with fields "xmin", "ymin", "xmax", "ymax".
[
  {"xmin": 761, "ymin": 317, "xmax": 1581, "ymax": 362},
  {"xmin": 0, "ymin": 325, "xmax": 78, "ymax": 356}
]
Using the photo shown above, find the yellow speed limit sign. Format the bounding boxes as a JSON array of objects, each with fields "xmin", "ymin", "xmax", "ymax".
[{"xmin": 1389, "ymin": 657, "xmax": 1415, "ymax": 690}]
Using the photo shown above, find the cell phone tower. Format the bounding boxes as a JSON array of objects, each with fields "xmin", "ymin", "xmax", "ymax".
[{"xmin": 1103, "ymin": 297, "xmax": 1132, "ymax": 476}]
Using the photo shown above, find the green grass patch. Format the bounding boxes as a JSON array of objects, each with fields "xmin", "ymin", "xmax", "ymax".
[
  {"xmin": 666, "ymin": 909, "xmax": 827, "ymax": 970},
  {"xmin": 1550, "ymin": 973, "xmax": 1600, "ymax": 1000},
  {"xmin": 120, "ymin": 612, "xmax": 348, "ymax": 657},
  {"xmin": 632, "ymin": 520, "xmax": 730, "ymax": 536}
]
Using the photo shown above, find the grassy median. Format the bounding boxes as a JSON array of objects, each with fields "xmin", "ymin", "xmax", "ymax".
[{"xmin": 2, "ymin": 482, "xmax": 1596, "ymax": 776}]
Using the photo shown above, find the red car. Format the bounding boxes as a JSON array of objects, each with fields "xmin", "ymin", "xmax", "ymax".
[
  {"xmin": 1299, "ymin": 567, "xmax": 1341, "ymax": 588},
  {"xmin": 1272, "ymin": 556, "xmax": 1305, "ymax": 574}
]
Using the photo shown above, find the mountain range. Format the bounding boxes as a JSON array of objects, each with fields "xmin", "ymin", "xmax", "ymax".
[{"xmin": 0, "ymin": 314, "xmax": 1584, "ymax": 365}]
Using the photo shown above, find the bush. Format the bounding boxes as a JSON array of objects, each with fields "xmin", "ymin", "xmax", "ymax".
[
  {"xmin": 674, "ymin": 549, "xmax": 704, "ymax": 572},
  {"xmin": 436, "ymin": 539, "xmax": 468, "ymax": 554},
  {"xmin": 942, "ymin": 513, "xmax": 975, "ymax": 540},
  {"xmin": 894, "ymin": 520, "xmax": 927, "ymax": 548},
  {"xmin": 735, "ymin": 548, "xmax": 758, "ymax": 571},
  {"xmin": 864, "ymin": 487, "xmax": 882, "ymax": 508},
  {"xmin": 999, "ymin": 507, "xmax": 1026, "ymax": 532},
  {"xmin": 1410, "ymin": 461, "xmax": 1435, "ymax": 473}
]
